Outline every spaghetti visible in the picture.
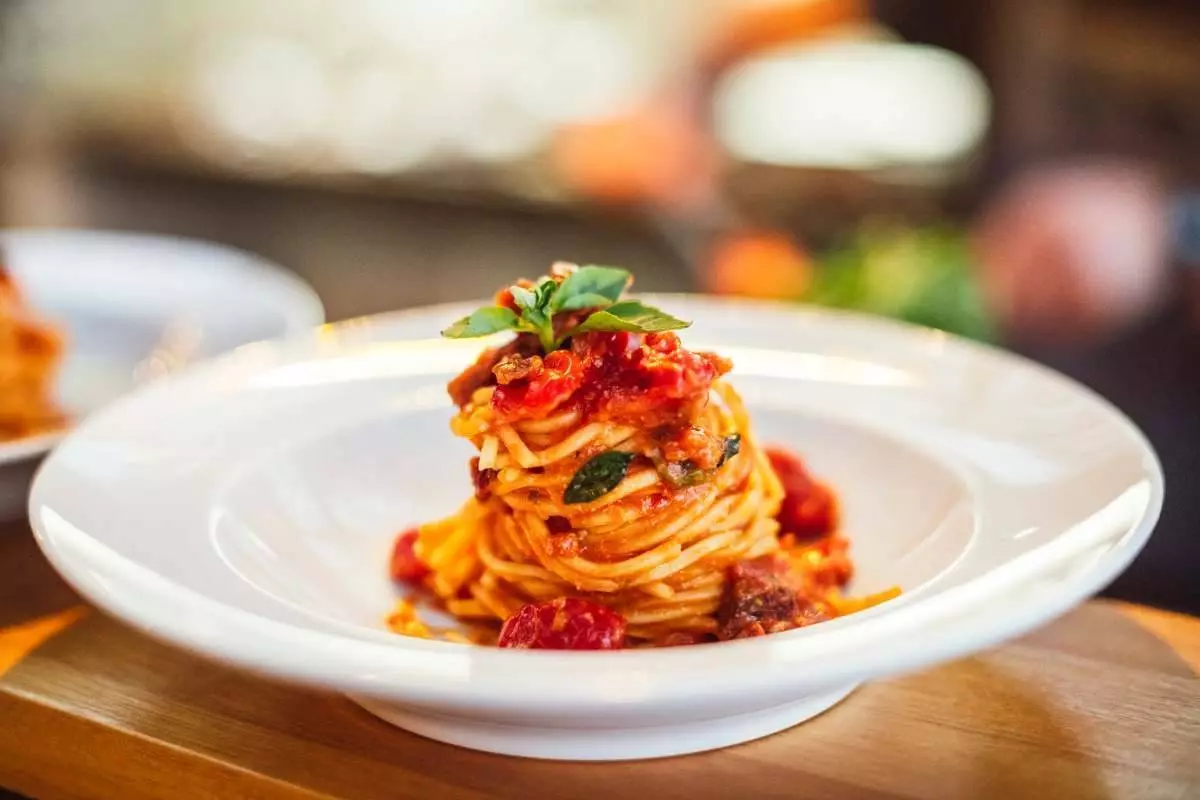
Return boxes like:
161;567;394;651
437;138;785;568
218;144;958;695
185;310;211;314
0;258;65;441
388;264;898;648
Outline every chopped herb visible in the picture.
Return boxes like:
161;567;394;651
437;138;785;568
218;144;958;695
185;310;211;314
719;434;741;466
659;460;710;488
563;451;635;505
654;433;742;488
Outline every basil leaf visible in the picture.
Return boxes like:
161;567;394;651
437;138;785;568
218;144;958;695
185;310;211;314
534;278;558;310
574;301;691;335
509;285;538;313
522;307;549;334
718;434;741;466
513;280;558;313
442;306;521;338
563;451;635;505
552;266;630;312
508;280;559;352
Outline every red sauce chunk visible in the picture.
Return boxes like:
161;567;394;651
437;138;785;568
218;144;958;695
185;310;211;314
766;447;838;539
716;555;833;641
447;335;541;408
659;424;725;470
492;353;543;385
470;457;496;501
577;332;731;426
389;528;430;583
545;533;580;558
491;350;584;420
489;330;730;427
716;555;805;640
497;598;628;649
795;535;854;589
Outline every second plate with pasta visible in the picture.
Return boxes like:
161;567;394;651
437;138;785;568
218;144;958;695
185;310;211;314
0;229;324;517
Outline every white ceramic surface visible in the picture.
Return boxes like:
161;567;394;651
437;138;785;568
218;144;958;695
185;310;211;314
29;297;1162;760
0;229;324;515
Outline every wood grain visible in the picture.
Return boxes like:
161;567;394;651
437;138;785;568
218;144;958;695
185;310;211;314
0;525;1197;800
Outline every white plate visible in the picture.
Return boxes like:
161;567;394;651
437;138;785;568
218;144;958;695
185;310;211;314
29;297;1162;760
0;229;324;514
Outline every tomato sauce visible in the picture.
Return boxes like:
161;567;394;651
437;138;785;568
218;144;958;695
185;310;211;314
766;447;838;540
489;331;730;430
389;528;430;582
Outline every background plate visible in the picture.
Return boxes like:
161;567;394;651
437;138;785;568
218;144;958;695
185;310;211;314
0;229;324;515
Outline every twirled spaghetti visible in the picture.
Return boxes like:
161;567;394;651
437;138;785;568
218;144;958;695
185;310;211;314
388;264;898;649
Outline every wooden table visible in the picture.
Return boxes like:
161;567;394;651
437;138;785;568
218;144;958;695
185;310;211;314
1;523;1197;800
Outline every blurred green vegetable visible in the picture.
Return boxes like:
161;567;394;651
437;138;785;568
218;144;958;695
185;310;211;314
806;224;995;342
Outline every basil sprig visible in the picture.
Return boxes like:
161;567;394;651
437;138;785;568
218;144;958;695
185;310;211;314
441;265;689;353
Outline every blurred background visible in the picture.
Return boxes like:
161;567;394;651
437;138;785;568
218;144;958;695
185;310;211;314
1;0;1197;612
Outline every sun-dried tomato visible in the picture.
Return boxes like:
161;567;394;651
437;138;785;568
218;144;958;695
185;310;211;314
491;350;584;420
498;598;627;650
716;555;803;640
493;353;543;385
470;457;497;502
389;528;430;583
766;447;838;540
